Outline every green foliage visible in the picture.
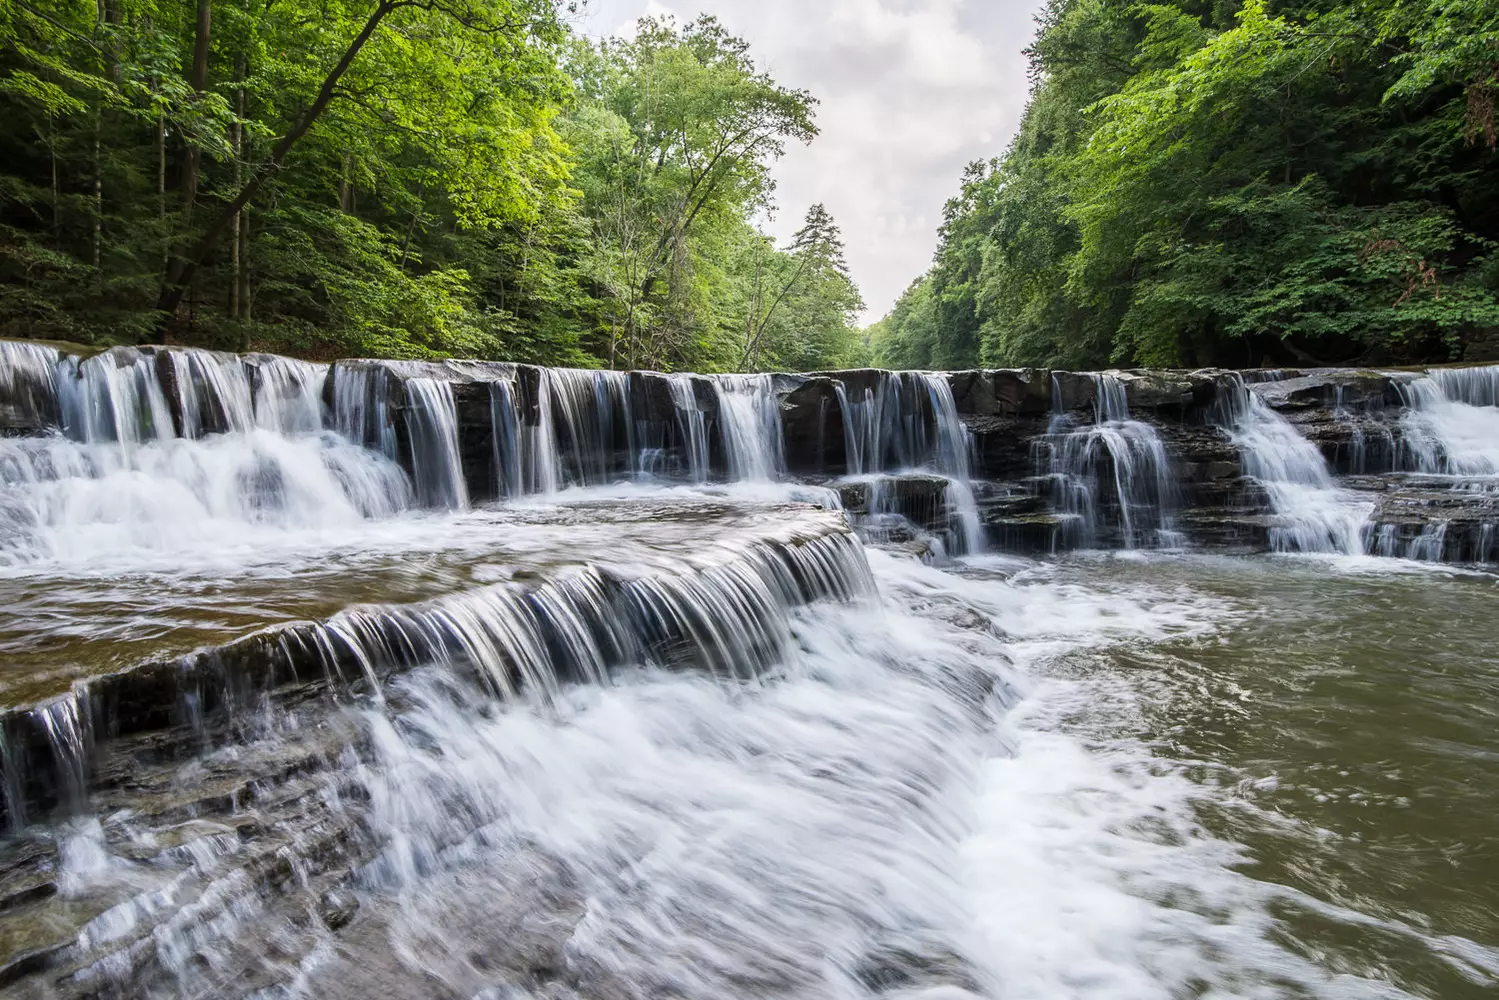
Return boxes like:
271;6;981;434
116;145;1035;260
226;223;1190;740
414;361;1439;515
872;0;1499;370
0;1;863;371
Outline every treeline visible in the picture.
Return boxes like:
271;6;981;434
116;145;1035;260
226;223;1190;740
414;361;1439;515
0;1;865;371
872;0;1499;371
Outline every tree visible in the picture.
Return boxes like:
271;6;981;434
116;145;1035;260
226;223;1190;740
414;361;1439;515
0;2;863;372
880;0;1499;369
567;15;818;370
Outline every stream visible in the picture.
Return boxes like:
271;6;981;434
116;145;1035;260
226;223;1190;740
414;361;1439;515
0;344;1496;999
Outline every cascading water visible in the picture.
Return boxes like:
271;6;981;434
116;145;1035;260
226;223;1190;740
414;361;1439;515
543;368;636;486
170;348;255;437
1219;374;1370;554
0;340;62;430
57;348;178;445
714;373;785;481
402;378;469;510
1397;365;1499;478
9;341;1499;1000
668;374;710;483
250;355;327;434
1036;372;1178;549
332;363;399;461
919;372;984;553
832;372;984;555
837;373;927;475
1;350;413;566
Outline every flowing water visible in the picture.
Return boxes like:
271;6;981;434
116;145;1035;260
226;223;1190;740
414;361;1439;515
1399;369;1499;480
1222;374;1373;554
1038;373;1179;549
1;348;1497;999
834;371;985;555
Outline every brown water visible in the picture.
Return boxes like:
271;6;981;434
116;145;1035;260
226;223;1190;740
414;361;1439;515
1034;553;1499;997
0;495;840;704
4;515;1499;998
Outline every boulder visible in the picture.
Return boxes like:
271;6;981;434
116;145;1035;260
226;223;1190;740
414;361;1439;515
780;375;844;475
1116;370;1196;410
1251;371;1400;411
949;369;1051;417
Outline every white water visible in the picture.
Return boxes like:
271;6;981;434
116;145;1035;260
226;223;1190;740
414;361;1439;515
403;377;469;510
667;374;710;483
831;372;985;555
0;351;413;568
6;343;1495;996
715;373;786;481
542;367;635;486
1040;373;1178;549
251;355;326;435
1399;366;1499;479
1223;376;1371;554
171;348;255;437
58;349;178;445
205;546;1438;1000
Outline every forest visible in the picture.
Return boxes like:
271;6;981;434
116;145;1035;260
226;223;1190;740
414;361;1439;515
0;1;866;371
871;0;1499;371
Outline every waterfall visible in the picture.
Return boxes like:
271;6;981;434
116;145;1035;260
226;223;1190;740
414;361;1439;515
837;374;927;475
403;378;469;510
540;368;636;487
332;363;399;461
489;380;524;498
0;351;413;566
0;340;61;430
918;373;984;554
170;348;255;437
715;373;785;481
57;348;176;445
828;372;983;555
250;355;326;434
1038;373;1177;549
1220;375;1370;554
1397;365;1499;478
667;374;710;483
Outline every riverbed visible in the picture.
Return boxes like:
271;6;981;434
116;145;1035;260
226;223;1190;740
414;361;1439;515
2;344;1498;998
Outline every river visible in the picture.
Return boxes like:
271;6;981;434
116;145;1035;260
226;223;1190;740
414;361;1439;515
0;345;1496;998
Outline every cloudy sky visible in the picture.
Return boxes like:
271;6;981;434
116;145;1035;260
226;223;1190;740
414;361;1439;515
574;0;1047;324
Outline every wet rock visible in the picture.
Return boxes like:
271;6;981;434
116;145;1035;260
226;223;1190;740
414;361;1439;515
1251;371;1402;411
967;414;1041;481
837;474;950;515
319;889;359;930
779;375;844;475
983;511;1067;554
1050;371;1098;413
1116;369;1197;411
1353;475;1499;561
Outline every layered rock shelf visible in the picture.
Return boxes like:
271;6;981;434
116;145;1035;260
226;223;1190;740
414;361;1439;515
4;341;1498;563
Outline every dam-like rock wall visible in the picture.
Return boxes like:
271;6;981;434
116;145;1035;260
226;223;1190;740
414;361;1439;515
3;341;1496;563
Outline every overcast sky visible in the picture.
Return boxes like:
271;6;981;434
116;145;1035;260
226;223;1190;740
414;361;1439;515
574;0;1047;324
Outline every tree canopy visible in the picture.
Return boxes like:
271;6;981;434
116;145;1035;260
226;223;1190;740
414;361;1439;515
872;0;1499;371
0;2;866;371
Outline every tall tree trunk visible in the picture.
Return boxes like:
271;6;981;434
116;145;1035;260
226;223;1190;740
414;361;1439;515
155;0;404;328
238;206;250;328
50;128;60;251
91;129;101;282
180;0;212;223
157;110;167;265
229;57;245;322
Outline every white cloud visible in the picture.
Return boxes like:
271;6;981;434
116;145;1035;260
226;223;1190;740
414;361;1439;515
575;0;1045;323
